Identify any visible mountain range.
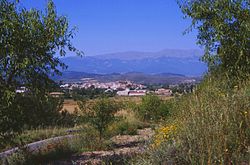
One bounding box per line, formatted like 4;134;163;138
53;71;201;85
61;49;207;76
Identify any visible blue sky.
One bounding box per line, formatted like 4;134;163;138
20;0;199;56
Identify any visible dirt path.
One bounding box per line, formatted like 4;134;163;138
54;128;154;165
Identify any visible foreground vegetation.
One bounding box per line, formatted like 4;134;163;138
1;94;171;164
131;0;250;164
0;0;249;164
132;76;250;164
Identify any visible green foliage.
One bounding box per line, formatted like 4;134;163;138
178;0;250;81
0;0;82;92
115;121;138;135
136;94;171;121
174;78;250;164
18;95;63;127
134;77;250;165
0;93;77;149
78;98;121;139
132;1;250;164
108;117;143;136
146;84;169;91
0;0;82;143
170;83;195;94
69;87;116;100
1;125;112;164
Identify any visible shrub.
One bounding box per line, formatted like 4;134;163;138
78;98;121;140
108;118;139;136
140;77;250;164
107;108;149;137
0;94;67;149
0;0;82;148
136;94;171;121
16;94;77;128
132;76;250;165
175;78;250;164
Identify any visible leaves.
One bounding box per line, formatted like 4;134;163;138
0;0;82;92
0;0;82;143
178;0;250;81
79;98;120;139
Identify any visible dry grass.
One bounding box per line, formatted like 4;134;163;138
63;96;173;114
62;97;141;113
63;99;78;113
132;78;250;165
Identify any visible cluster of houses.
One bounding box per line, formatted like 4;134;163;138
60;80;146;91
16;79;173;97
16;87;27;93
59;79;172;97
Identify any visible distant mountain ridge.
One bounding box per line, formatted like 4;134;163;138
53;71;201;84
93;49;203;60
61;49;207;76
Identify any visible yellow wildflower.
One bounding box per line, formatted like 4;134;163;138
151;124;177;149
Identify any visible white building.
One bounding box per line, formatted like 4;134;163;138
117;88;130;96
16;87;27;93
128;90;147;96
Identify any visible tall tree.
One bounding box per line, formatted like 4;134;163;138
0;0;82;144
178;0;250;81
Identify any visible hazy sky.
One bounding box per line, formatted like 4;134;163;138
20;0;200;56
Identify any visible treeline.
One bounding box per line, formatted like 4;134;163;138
64;87;116;100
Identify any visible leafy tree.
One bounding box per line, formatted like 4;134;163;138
78;98;120;140
0;0;82;144
138;94;170;121
69;87;116;100
178;0;250;81
139;94;161;121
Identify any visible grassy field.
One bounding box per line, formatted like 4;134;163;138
62;99;78;113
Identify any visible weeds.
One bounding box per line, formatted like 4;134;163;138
132;76;250;164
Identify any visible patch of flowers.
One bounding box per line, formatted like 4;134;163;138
151;124;177;149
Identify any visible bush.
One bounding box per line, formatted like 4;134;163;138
78;98;121;140
0;93;77;149
136;94;172;121
15;94;77;128
135;77;250;165
0;0;82;149
107;108;149;137
174;78;250;164
108;118;139;136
